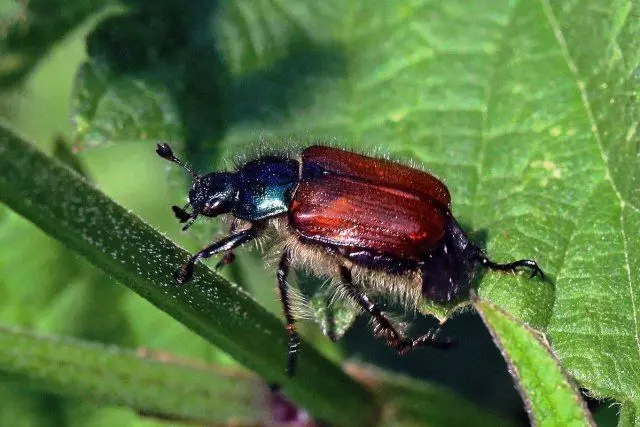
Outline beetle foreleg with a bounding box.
[214,220,239,270]
[174,224,259,284]
[276,248,299,377]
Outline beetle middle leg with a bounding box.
[393,328,453,353]
[339,266,450,353]
[276,248,300,377]
[175,223,260,284]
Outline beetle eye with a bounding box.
[201,198,226,216]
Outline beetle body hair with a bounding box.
[266,217,424,316]
[223,139,444,192]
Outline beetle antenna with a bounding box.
[156,143,199,179]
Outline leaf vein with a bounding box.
[620,209,640,360]
[540,0,640,216]
[471,4,519,229]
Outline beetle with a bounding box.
[156,143,544,376]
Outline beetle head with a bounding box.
[156,143,236,230]
[188,172,236,218]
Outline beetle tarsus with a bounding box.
[173,264,192,284]
[395,332,455,353]
[477,254,545,280]
[286,328,300,377]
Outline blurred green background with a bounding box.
[0,21,235,426]
[0,29,522,424]
[1,0,636,425]
[0,10,519,426]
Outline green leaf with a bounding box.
[0,125,378,426]
[211,0,640,414]
[619,403,639,427]
[67,0,640,417]
[71,57,183,148]
[0,322,515,427]
[0,326,266,424]
[474,296,594,426]
[295,271,358,340]
[309,291,357,341]
[0,141,220,361]
[70,5,228,165]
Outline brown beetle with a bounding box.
[157,143,544,376]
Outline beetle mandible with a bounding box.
[156,143,544,376]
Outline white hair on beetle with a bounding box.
[217,135,443,186]
[287,284,315,321]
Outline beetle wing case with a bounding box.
[290,173,447,262]
[289,146,451,264]
[299,146,451,208]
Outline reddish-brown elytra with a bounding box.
[157,143,544,377]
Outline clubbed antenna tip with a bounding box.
[156,143,199,178]
[156,143,175,160]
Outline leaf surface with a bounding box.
[0,0,111,88]
[474,296,594,426]
[68,0,640,416]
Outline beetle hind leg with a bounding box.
[338,266,450,352]
[394,329,454,354]
[338,266,402,346]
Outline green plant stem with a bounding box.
[0,326,265,424]
[0,126,378,426]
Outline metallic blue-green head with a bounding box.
[156,143,237,230]
[157,143,298,229]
